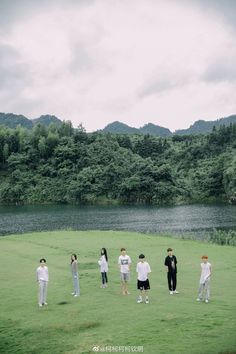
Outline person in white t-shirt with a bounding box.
[136,254,151,304]
[197,255,212,303]
[118,248,131,295]
[36,258,49,307]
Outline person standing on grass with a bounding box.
[71,254,80,297]
[136,254,151,304]
[118,248,132,295]
[98,248,108,288]
[164,248,179,295]
[36,258,49,307]
[197,255,212,303]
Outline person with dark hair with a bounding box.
[98,248,108,288]
[36,258,49,307]
[136,254,151,304]
[71,254,80,297]
[118,248,132,295]
[164,248,179,295]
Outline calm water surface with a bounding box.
[0,204,236,236]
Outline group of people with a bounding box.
[36,247,212,307]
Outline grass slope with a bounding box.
[0,231,235,354]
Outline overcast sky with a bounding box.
[0,0,236,132]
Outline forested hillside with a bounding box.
[0,121,235,205]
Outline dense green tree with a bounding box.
[0,122,235,205]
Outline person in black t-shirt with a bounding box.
[164,248,179,295]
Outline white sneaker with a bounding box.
[137,297,143,303]
[71,292,75,295]
[174,290,179,294]
[205,299,209,303]
[39,303,42,307]
[74,294,79,297]
[145,298,149,304]
[196,298,201,301]
[43,302,48,306]
[170,291,173,295]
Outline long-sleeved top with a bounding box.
[98,255,108,272]
[36,266,49,282]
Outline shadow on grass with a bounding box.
[57,301,69,305]
[78,321,101,331]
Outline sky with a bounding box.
[0,0,236,132]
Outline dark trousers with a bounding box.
[101,272,108,284]
[167,272,177,291]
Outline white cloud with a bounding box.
[0,0,236,131]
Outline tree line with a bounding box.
[0,121,235,205]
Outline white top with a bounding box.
[200,262,211,284]
[136,261,151,281]
[36,266,49,282]
[118,255,131,273]
[98,255,108,272]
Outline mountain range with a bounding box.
[0,113,62,129]
[101,115,236,136]
[0,112,236,136]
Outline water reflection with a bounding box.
[0,204,236,236]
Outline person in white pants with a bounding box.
[36,258,49,307]
[197,255,212,303]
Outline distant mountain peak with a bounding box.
[101,121,172,137]
[33,114,63,126]
[102,121,141,134]
[139,123,172,136]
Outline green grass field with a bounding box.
[0,231,235,354]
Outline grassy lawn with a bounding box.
[0,230,235,354]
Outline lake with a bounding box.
[0,204,236,237]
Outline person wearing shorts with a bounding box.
[136,254,151,304]
[118,248,131,295]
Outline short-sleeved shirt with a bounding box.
[164,255,177,273]
[136,261,151,281]
[200,262,211,284]
[118,255,131,274]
